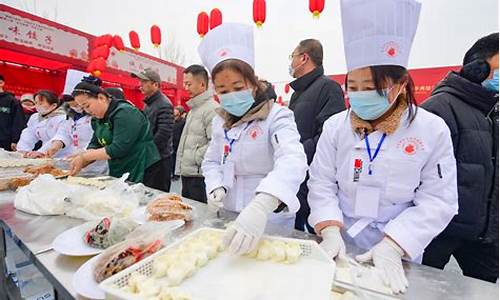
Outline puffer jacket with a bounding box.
[422,71,498,244]
[175,90,218,176]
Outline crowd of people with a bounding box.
[0,0,497,293]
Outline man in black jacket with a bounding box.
[172,105,186,181]
[422,33,499,283]
[132,68,174,192]
[288,39,346,232]
[0,74,26,151]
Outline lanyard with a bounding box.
[72,122,79,147]
[364,133,386,175]
[223,121,253,153]
[223,121,253,163]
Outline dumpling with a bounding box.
[137,278,160,297]
[285,242,302,264]
[167,261,194,286]
[270,241,286,262]
[128,272,148,292]
[256,240,272,261]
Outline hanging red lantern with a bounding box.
[87,57,107,77]
[284,83,290,94]
[278,96,283,105]
[309,0,325,18]
[197,12,209,37]
[112,35,125,51]
[94,34,113,48]
[129,31,141,51]
[91,45,110,60]
[210,8,223,30]
[253,0,266,28]
[151,25,161,48]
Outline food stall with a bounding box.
[0,4,188,109]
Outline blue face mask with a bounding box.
[348,89,393,121]
[219,89,255,117]
[482,69,499,92]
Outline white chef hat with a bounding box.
[63,69,88,95]
[198,23,255,74]
[341,0,422,72]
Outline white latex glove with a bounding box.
[319,226,346,260]
[355,237,408,294]
[223,193,280,255]
[207,187,226,213]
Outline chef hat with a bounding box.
[198,23,255,73]
[341,0,421,72]
[63,69,88,95]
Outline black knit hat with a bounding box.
[105,87,125,100]
[60,94,74,103]
[463,32,499,65]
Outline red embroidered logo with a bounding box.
[248,125,263,140]
[397,137,425,155]
[382,41,400,58]
[218,48,231,57]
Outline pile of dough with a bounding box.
[66,176,109,189]
[247,239,302,264]
[152,230,223,286]
[0,158,51,168]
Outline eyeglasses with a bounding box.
[288,52,304,60]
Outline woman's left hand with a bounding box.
[25,151,46,159]
[356,237,408,294]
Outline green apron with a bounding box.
[91,101,160,183]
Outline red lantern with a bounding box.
[253,0,266,28]
[129,31,141,51]
[309,0,325,18]
[91,45,110,60]
[112,35,125,51]
[87,57,107,77]
[284,83,290,94]
[278,96,283,105]
[151,25,161,48]
[210,8,223,30]
[197,12,209,37]
[94,34,113,48]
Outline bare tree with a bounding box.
[162,33,186,66]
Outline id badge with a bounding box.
[354,184,380,219]
[222,161,235,189]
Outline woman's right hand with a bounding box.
[319,226,346,260]
[207,187,226,213]
[69,154,85,176]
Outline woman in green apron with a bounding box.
[68,78,161,185]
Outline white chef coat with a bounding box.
[51,115,108,175]
[202,102,308,228]
[307,107,458,260]
[17,112,70,158]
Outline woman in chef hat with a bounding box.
[307,0,458,294]
[199,23,308,255]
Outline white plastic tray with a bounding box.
[100,227,335,300]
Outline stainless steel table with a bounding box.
[0,190,498,300]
